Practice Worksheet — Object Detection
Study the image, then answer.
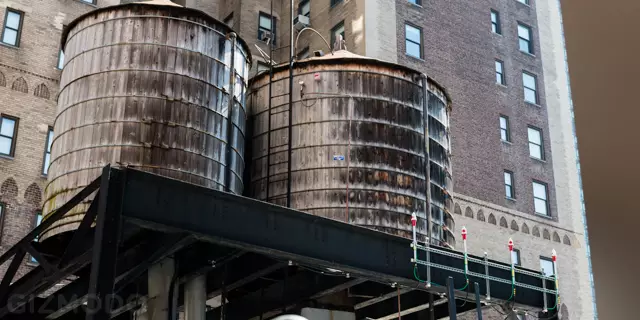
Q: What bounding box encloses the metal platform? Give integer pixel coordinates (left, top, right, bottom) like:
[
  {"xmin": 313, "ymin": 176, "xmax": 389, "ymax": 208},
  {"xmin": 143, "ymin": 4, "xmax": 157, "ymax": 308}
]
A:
[{"xmin": 0, "ymin": 166, "xmax": 555, "ymax": 320}]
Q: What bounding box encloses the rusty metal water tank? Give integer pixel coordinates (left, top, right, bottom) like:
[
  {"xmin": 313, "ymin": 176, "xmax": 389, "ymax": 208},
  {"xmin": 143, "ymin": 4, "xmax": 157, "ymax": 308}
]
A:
[
  {"xmin": 42, "ymin": 0, "xmax": 251, "ymax": 240},
  {"xmin": 247, "ymin": 51, "xmax": 454, "ymax": 246}
]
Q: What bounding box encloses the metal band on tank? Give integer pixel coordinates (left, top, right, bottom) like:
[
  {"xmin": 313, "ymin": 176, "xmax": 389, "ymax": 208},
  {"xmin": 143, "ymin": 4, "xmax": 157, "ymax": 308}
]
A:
[{"xmin": 225, "ymin": 33, "xmax": 238, "ymax": 192}]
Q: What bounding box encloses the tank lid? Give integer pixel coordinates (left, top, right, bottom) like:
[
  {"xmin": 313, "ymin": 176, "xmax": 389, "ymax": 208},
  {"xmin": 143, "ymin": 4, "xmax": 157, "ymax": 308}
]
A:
[
  {"xmin": 257, "ymin": 50, "xmax": 451, "ymax": 106},
  {"xmin": 61, "ymin": 0, "xmax": 252, "ymax": 65}
]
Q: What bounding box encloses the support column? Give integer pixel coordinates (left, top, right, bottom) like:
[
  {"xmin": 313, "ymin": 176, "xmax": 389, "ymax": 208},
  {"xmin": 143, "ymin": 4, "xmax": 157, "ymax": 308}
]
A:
[
  {"xmin": 185, "ymin": 275, "xmax": 206, "ymax": 320},
  {"xmin": 135, "ymin": 258, "xmax": 175, "ymax": 320}
]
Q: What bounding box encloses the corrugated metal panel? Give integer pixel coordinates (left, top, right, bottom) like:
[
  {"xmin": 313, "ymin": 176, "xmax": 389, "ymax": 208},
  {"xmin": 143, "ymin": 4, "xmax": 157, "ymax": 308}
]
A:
[
  {"xmin": 248, "ymin": 59, "xmax": 454, "ymax": 246},
  {"xmin": 42, "ymin": 3, "xmax": 250, "ymax": 240}
]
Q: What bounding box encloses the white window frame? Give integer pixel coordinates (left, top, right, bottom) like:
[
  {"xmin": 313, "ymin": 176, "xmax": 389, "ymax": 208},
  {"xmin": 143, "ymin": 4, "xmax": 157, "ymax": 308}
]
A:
[
  {"xmin": 540, "ymin": 256, "xmax": 555, "ymax": 277},
  {"xmin": 532, "ymin": 181, "xmax": 549, "ymax": 216},
  {"xmin": 522, "ymin": 71, "xmax": 538, "ymax": 104},
  {"xmin": 405, "ymin": 23, "xmax": 422, "ymax": 59},
  {"xmin": 491, "ymin": 10, "xmax": 501, "ymax": 34},
  {"xmin": 518, "ymin": 23, "xmax": 533, "ymax": 54},
  {"xmin": 504, "ymin": 171, "xmax": 515, "ymax": 199},
  {"xmin": 500, "ymin": 116, "xmax": 510, "ymax": 142},
  {"xmin": 527, "ymin": 126, "xmax": 544, "ymax": 160},
  {"xmin": 43, "ymin": 128, "xmax": 54, "ymax": 175},
  {"xmin": 2, "ymin": 8, "xmax": 23, "ymax": 47},
  {"xmin": 495, "ymin": 59, "xmax": 505, "ymax": 85}
]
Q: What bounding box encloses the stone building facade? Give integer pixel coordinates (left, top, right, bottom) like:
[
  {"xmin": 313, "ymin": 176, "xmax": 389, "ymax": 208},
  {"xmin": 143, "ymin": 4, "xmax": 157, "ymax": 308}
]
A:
[{"xmin": 0, "ymin": 0, "xmax": 594, "ymax": 319}]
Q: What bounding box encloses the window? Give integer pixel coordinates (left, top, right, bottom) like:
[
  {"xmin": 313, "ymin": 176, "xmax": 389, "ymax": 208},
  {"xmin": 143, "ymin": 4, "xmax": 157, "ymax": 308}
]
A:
[
  {"xmin": 491, "ymin": 10, "xmax": 501, "ymax": 34},
  {"xmin": 518, "ymin": 23, "xmax": 533, "ymax": 54},
  {"xmin": 511, "ymin": 249, "xmax": 521, "ymax": 266},
  {"xmin": 2, "ymin": 9, "xmax": 23, "ymax": 47},
  {"xmin": 405, "ymin": 24, "xmax": 422, "ymax": 59},
  {"xmin": 408, "ymin": 0, "xmax": 422, "ymax": 5},
  {"xmin": 258, "ymin": 12, "xmax": 276, "ymax": 45},
  {"xmin": 0, "ymin": 115, "xmax": 19, "ymax": 157},
  {"xmin": 299, "ymin": 0, "xmax": 310, "ymax": 17},
  {"xmin": 57, "ymin": 49, "xmax": 65, "ymax": 70},
  {"xmin": 527, "ymin": 127, "xmax": 544, "ymax": 159},
  {"xmin": 522, "ymin": 72, "xmax": 538, "ymax": 104},
  {"xmin": 540, "ymin": 257, "xmax": 554, "ymax": 277},
  {"xmin": 224, "ymin": 13, "xmax": 233, "ymax": 27},
  {"xmin": 495, "ymin": 60, "xmax": 505, "ymax": 85},
  {"xmin": 331, "ymin": 0, "xmax": 343, "ymax": 7},
  {"xmin": 42, "ymin": 128, "xmax": 53, "ymax": 175},
  {"xmin": 500, "ymin": 115, "xmax": 510, "ymax": 142},
  {"xmin": 31, "ymin": 211, "xmax": 43, "ymax": 263},
  {"xmin": 532, "ymin": 181, "xmax": 549, "ymax": 216},
  {"xmin": 331, "ymin": 21, "xmax": 345, "ymax": 50},
  {"xmin": 504, "ymin": 171, "xmax": 515, "ymax": 199},
  {"xmin": 517, "ymin": 0, "xmax": 530, "ymax": 5},
  {"xmin": 80, "ymin": 0, "xmax": 96, "ymax": 4}
]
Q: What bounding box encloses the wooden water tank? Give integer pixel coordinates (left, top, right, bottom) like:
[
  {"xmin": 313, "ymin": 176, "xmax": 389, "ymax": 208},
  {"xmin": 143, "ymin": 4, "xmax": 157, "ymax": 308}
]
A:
[
  {"xmin": 42, "ymin": 1, "xmax": 251, "ymax": 240},
  {"xmin": 247, "ymin": 51, "xmax": 454, "ymax": 246}
]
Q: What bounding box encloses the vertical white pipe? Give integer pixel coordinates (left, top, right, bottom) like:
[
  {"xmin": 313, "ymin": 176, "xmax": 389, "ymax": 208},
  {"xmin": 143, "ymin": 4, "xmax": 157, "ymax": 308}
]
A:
[
  {"xmin": 139, "ymin": 258, "xmax": 175, "ymax": 320},
  {"xmin": 185, "ymin": 275, "xmax": 207, "ymax": 320}
]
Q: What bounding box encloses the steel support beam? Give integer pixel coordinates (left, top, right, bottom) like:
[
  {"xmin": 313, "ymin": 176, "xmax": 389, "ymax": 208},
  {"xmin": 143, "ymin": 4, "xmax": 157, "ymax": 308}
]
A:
[
  {"xmin": 447, "ymin": 277, "xmax": 457, "ymax": 320},
  {"xmin": 475, "ymin": 282, "xmax": 483, "ymax": 320},
  {"xmin": 117, "ymin": 168, "xmax": 547, "ymax": 308},
  {"xmin": 86, "ymin": 166, "xmax": 125, "ymax": 320}
]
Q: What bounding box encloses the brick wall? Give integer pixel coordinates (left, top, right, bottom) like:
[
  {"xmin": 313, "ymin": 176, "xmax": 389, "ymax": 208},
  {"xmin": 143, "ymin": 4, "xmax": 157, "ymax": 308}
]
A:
[{"xmin": 0, "ymin": 0, "xmax": 120, "ymax": 284}]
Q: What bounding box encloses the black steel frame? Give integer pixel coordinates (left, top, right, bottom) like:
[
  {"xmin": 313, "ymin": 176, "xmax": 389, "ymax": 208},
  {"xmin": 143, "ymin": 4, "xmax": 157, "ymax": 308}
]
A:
[{"xmin": 0, "ymin": 166, "xmax": 552, "ymax": 320}]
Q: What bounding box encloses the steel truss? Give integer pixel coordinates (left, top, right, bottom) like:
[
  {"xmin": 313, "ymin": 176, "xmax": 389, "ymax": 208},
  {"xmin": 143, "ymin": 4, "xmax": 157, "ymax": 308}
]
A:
[{"xmin": 0, "ymin": 166, "xmax": 556, "ymax": 320}]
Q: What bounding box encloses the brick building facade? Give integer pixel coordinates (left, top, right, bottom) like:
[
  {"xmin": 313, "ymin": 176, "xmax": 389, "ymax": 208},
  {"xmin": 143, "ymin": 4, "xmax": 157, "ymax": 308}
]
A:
[{"xmin": 0, "ymin": 0, "xmax": 594, "ymax": 319}]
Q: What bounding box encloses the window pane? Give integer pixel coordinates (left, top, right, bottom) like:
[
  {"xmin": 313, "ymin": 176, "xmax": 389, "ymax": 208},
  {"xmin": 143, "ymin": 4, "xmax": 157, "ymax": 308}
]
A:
[
  {"xmin": 495, "ymin": 61, "xmax": 502, "ymax": 73},
  {"xmin": 523, "ymin": 73, "xmax": 536, "ymax": 89},
  {"xmin": 1, "ymin": 118, "xmax": 15, "ymax": 137},
  {"xmin": 534, "ymin": 199, "xmax": 548, "ymax": 215},
  {"xmin": 406, "ymin": 41, "xmax": 421, "ymax": 58},
  {"xmin": 501, "ymin": 129, "xmax": 507, "ymax": 141},
  {"xmin": 2, "ymin": 28, "xmax": 17, "ymax": 45},
  {"xmin": 47, "ymin": 130, "xmax": 54, "ymax": 152},
  {"xmin": 529, "ymin": 144, "xmax": 542, "ymax": 159},
  {"xmin": 540, "ymin": 259, "xmax": 554, "ymax": 276},
  {"xmin": 524, "ymin": 88, "xmax": 536, "ymax": 103},
  {"xmin": 0, "ymin": 136, "xmax": 11, "ymax": 154},
  {"xmin": 504, "ymin": 172, "xmax": 512, "ymax": 185},
  {"xmin": 406, "ymin": 25, "xmax": 420, "ymax": 43},
  {"xmin": 505, "ymin": 185, "xmax": 512, "ymax": 198},
  {"xmin": 519, "ymin": 39, "xmax": 530, "ymax": 53},
  {"xmin": 533, "ymin": 182, "xmax": 547, "ymax": 199},
  {"xmin": 491, "ymin": 12, "xmax": 497, "ymax": 23},
  {"xmin": 58, "ymin": 50, "xmax": 65, "ymax": 69},
  {"xmin": 527, "ymin": 128, "xmax": 541, "ymax": 144},
  {"xmin": 500, "ymin": 117, "xmax": 507, "ymax": 129},
  {"xmin": 511, "ymin": 251, "xmax": 519, "ymax": 264},
  {"xmin": 43, "ymin": 154, "xmax": 50, "ymax": 175},
  {"xmin": 301, "ymin": 2, "xmax": 310, "ymax": 15},
  {"xmin": 518, "ymin": 25, "xmax": 530, "ymax": 40},
  {"xmin": 6, "ymin": 11, "xmax": 21, "ymax": 30},
  {"xmin": 259, "ymin": 15, "xmax": 272, "ymax": 29}
]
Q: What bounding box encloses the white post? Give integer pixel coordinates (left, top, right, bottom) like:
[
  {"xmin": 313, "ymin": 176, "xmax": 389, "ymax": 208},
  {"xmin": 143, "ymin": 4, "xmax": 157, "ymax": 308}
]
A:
[{"xmin": 185, "ymin": 275, "xmax": 207, "ymax": 320}]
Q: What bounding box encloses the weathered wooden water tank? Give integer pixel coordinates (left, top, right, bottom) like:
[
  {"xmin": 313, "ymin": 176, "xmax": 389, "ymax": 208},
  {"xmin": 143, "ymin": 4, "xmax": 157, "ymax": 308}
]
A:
[
  {"xmin": 42, "ymin": 0, "xmax": 251, "ymax": 240},
  {"xmin": 247, "ymin": 51, "xmax": 454, "ymax": 246}
]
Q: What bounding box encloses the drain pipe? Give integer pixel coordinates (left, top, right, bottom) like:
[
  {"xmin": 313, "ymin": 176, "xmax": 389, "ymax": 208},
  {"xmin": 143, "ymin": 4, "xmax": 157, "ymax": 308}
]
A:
[{"xmin": 184, "ymin": 275, "xmax": 207, "ymax": 320}]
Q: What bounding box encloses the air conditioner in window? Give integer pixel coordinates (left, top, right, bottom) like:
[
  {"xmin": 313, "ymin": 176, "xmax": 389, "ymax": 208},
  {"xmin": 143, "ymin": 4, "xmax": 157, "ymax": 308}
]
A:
[
  {"xmin": 259, "ymin": 30, "xmax": 273, "ymax": 44},
  {"xmin": 293, "ymin": 15, "xmax": 310, "ymax": 31}
]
